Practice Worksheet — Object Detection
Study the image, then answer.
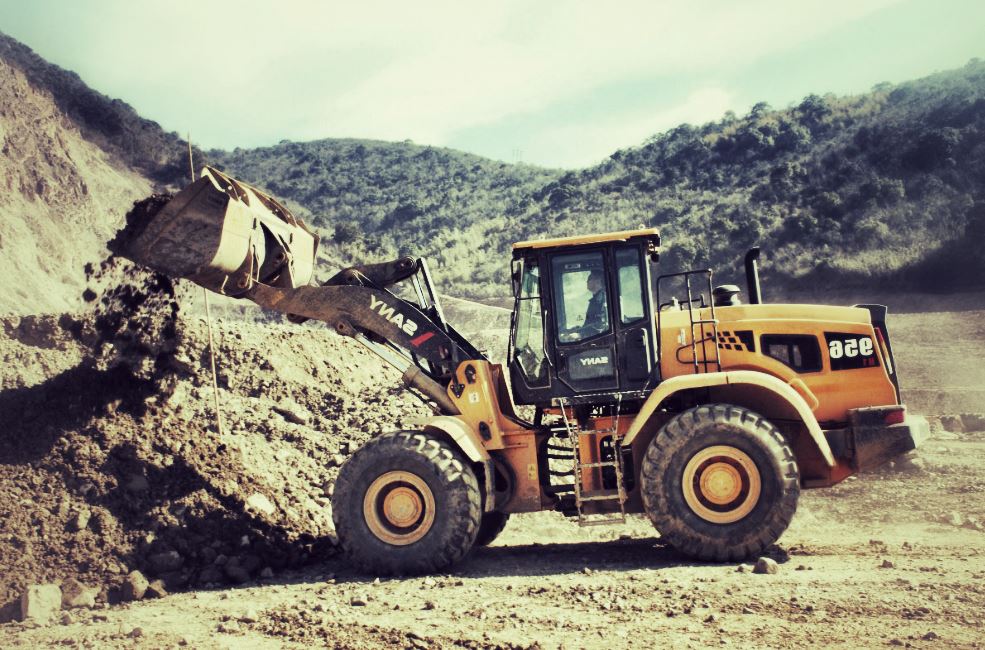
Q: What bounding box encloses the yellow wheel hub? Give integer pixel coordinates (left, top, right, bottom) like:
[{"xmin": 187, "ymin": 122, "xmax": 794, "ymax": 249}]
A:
[
  {"xmin": 363, "ymin": 471, "xmax": 436, "ymax": 546},
  {"xmin": 682, "ymin": 445, "xmax": 761, "ymax": 524}
]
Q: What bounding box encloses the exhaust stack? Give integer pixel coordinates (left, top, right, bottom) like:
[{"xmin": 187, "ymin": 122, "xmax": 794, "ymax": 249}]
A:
[{"xmin": 744, "ymin": 247, "xmax": 763, "ymax": 304}]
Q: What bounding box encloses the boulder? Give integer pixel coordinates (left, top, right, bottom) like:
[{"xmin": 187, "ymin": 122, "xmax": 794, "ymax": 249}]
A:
[
  {"xmin": 121, "ymin": 570, "xmax": 149, "ymax": 602},
  {"xmin": 224, "ymin": 562, "xmax": 250, "ymax": 584},
  {"xmin": 939, "ymin": 415, "xmax": 964, "ymax": 433},
  {"xmin": 961, "ymin": 413, "xmax": 985, "ymax": 432},
  {"xmin": 20, "ymin": 584, "xmax": 62, "ymax": 622},
  {"xmin": 197, "ymin": 566, "xmax": 224, "ymax": 585},
  {"xmin": 145, "ymin": 580, "xmax": 168, "ymax": 599},
  {"xmin": 60, "ymin": 579, "xmax": 97, "ymax": 609},
  {"xmin": 148, "ymin": 550, "xmax": 184, "ymax": 574}
]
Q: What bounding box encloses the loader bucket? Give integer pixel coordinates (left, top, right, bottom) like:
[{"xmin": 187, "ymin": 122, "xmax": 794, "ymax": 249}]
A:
[{"xmin": 111, "ymin": 166, "xmax": 319, "ymax": 295}]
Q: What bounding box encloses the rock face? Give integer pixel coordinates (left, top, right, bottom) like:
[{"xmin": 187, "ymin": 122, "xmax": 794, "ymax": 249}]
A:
[
  {"xmin": 0, "ymin": 57, "xmax": 151, "ymax": 316},
  {"xmin": 20, "ymin": 584, "xmax": 62, "ymax": 622}
]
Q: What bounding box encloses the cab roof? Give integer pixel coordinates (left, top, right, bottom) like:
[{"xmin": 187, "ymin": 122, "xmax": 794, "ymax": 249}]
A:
[{"xmin": 512, "ymin": 227, "xmax": 660, "ymax": 252}]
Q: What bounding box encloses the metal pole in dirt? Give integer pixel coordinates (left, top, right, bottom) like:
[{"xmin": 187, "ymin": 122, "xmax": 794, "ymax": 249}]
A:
[{"xmin": 188, "ymin": 135, "xmax": 225, "ymax": 436}]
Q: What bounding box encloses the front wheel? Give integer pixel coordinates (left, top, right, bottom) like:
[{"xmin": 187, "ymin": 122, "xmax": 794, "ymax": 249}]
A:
[
  {"xmin": 640, "ymin": 404, "xmax": 800, "ymax": 561},
  {"xmin": 332, "ymin": 431, "xmax": 482, "ymax": 575}
]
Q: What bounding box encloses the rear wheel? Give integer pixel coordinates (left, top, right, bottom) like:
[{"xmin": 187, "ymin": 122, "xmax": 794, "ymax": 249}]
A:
[
  {"xmin": 332, "ymin": 431, "xmax": 481, "ymax": 574},
  {"xmin": 474, "ymin": 511, "xmax": 510, "ymax": 547},
  {"xmin": 640, "ymin": 404, "xmax": 799, "ymax": 561}
]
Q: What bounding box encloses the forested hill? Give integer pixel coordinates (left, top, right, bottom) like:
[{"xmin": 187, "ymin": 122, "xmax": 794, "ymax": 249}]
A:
[
  {"xmin": 214, "ymin": 60, "xmax": 985, "ymax": 300},
  {"xmin": 521, "ymin": 59, "xmax": 985, "ymax": 297}
]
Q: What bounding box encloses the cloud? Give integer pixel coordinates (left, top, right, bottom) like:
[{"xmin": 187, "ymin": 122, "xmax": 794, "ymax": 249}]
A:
[
  {"xmin": 284, "ymin": 0, "xmax": 904, "ymax": 146},
  {"xmin": 0, "ymin": 0, "xmax": 906, "ymax": 162},
  {"xmin": 517, "ymin": 87, "xmax": 736, "ymax": 168}
]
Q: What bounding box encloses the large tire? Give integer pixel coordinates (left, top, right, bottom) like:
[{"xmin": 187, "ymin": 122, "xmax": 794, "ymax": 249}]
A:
[
  {"xmin": 332, "ymin": 431, "xmax": 481, "ymax": 575},
  {"xmin": 474, "ymin": 511, "xmax": 510, "ymax": 547},
  {"xmin": 640, "ymin": 404, "xmax": 800, "ymax": 561}
]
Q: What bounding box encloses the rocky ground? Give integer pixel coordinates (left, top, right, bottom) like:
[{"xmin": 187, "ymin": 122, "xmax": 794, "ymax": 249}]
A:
[{"xmin": 0, "ymin": 277, "xmax": 983, "ymax": 647}]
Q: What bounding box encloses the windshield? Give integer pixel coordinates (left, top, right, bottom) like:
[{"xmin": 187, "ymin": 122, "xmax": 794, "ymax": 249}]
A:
[{"xmin": 551, "ymin": 251, "xmax": 610, "ymax": 344}]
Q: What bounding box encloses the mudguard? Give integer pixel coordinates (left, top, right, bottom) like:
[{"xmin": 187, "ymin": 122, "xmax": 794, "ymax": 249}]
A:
[
  {"xmin": 623, "ymin": 370, "xmax": 835, "ymax": 467},
  {"xmin": 422, "ymin": 416, "xmax": 490, "ymax": 463}
]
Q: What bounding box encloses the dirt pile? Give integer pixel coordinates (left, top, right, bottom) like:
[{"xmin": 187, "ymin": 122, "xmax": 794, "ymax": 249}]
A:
[{"xmin": 0, "ymin": 235, "xmax": 432, "ymax": 619}]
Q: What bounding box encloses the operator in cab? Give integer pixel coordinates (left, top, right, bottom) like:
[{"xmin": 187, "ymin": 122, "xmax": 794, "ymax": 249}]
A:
[{"xmin": 583, "ymin": 269, "xmax": 608, "ymax": 334}]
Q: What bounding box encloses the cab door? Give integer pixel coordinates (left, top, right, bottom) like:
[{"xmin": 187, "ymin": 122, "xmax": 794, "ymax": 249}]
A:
[
  {"xmin": 549, "ymin": 249, "xmax": 619, "ymax": 394},
  {"xmin": 613, "ymin": 246, "xmax": 656, "ymax": 389}
]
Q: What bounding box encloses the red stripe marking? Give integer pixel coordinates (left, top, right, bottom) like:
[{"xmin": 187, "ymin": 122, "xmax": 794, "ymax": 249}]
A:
[{"xmin": 409, "ymin": 331, "xmax": 435, "ymax": 347}]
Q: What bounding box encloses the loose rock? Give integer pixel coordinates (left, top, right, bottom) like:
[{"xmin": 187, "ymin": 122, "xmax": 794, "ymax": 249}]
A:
[
  {"xmin": 273, "ymin": 400, "xmax": 311, "ymax": 425},
  {"xmin": 753, "ymin": 557, "xmax": 779, "ymax": 575},
  {"xmin": 61, "ymin": 578, "xmax": 97, "ymax": 609},
  {"xmin": 148, "ymin": 550, "xmax": 184, "ymax": 574},
  {"xmin": 145, "ymin": 580, "xmax": 168, "ymax": 599},
  {"xmin": 19, "ymin": 584, "xmax": 62, "ymax": 623},
  {"xmin": 246, "ymin": 493, "xmax": 275, "ymax": 516},
  {"xmin": 68, "ymin": 508, "xmax": 91, "ymax": 532},
  {"xmin": 121, "ymin": 570, "xmax": 149, "ymax": 602}
]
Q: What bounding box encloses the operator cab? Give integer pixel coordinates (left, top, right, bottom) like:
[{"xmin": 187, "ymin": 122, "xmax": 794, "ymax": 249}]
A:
[{"xmin": 508, "ymin": 228, "xmax": 661, "ymax": 408}]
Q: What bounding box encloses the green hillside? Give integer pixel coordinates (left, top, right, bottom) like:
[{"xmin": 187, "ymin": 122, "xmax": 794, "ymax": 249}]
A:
[
  {"xmin": 212, "ymin": 61, "xmax": 985, "ymax": 300},
  {"xmin": 519, "ymin": 60, "xmax": 985, "ymax": 295}
]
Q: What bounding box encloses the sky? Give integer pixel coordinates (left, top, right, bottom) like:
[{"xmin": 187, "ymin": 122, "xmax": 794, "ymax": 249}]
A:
[{"xmin": 0, "ymin": 0, "xmax": 983, "ymax": 169}]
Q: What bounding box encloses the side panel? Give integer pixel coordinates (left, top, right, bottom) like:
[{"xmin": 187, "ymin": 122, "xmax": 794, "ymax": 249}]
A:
[{"xmin": 658, "ymin": 305, "xmax": 898, "ymax": 424}]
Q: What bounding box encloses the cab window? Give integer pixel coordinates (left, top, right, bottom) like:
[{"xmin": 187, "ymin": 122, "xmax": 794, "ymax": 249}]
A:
[
  {"xmin": 616, "ymin": 248, "xmax": 645, "ymax": 324},
  {"xmin": 512, "ymin": 260, "xmax": 549, "ymax": 386},
  {"xmin": 761, "ymin": 334, "xmax": 822, "ymax": 373},
  {"xmin": 552, "ymin": 251, "xmax": 610, "ymax": 344}
]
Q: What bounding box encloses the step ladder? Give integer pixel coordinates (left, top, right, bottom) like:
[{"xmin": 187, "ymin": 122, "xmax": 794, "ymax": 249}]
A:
[
  {"xmin": 558, "ymin": 398, "xmax": 627, "ymax": 526},
  {"xmin": 656, "ymin": 269, "xmax": 722, "ymax": 374}
]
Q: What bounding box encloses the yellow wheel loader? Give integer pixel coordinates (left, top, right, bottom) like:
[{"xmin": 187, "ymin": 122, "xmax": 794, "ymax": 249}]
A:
[{"xmin": 116, "ymin": 167, "xmax": 927, "ymax": 574}]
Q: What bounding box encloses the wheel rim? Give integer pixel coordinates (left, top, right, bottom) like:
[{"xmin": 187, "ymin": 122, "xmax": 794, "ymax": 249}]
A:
[
  {"xmin": 682, "ymin": 445, "xmax": 761, "ymax": 524},
  {"xmin": 363, "ymin": 471, "xmax": 436, "ymax": 546}
]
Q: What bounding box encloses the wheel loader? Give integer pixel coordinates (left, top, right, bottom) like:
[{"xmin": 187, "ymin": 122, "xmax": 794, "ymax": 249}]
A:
[{"xmin": 115, "ymin": 167, "xmax": 928, "ymax": 574}]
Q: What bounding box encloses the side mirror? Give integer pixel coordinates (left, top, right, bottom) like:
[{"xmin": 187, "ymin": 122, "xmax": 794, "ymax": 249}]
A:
[{"xmin": 647, "ymin": 240, "xmax": 660, "ymax": 263}]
